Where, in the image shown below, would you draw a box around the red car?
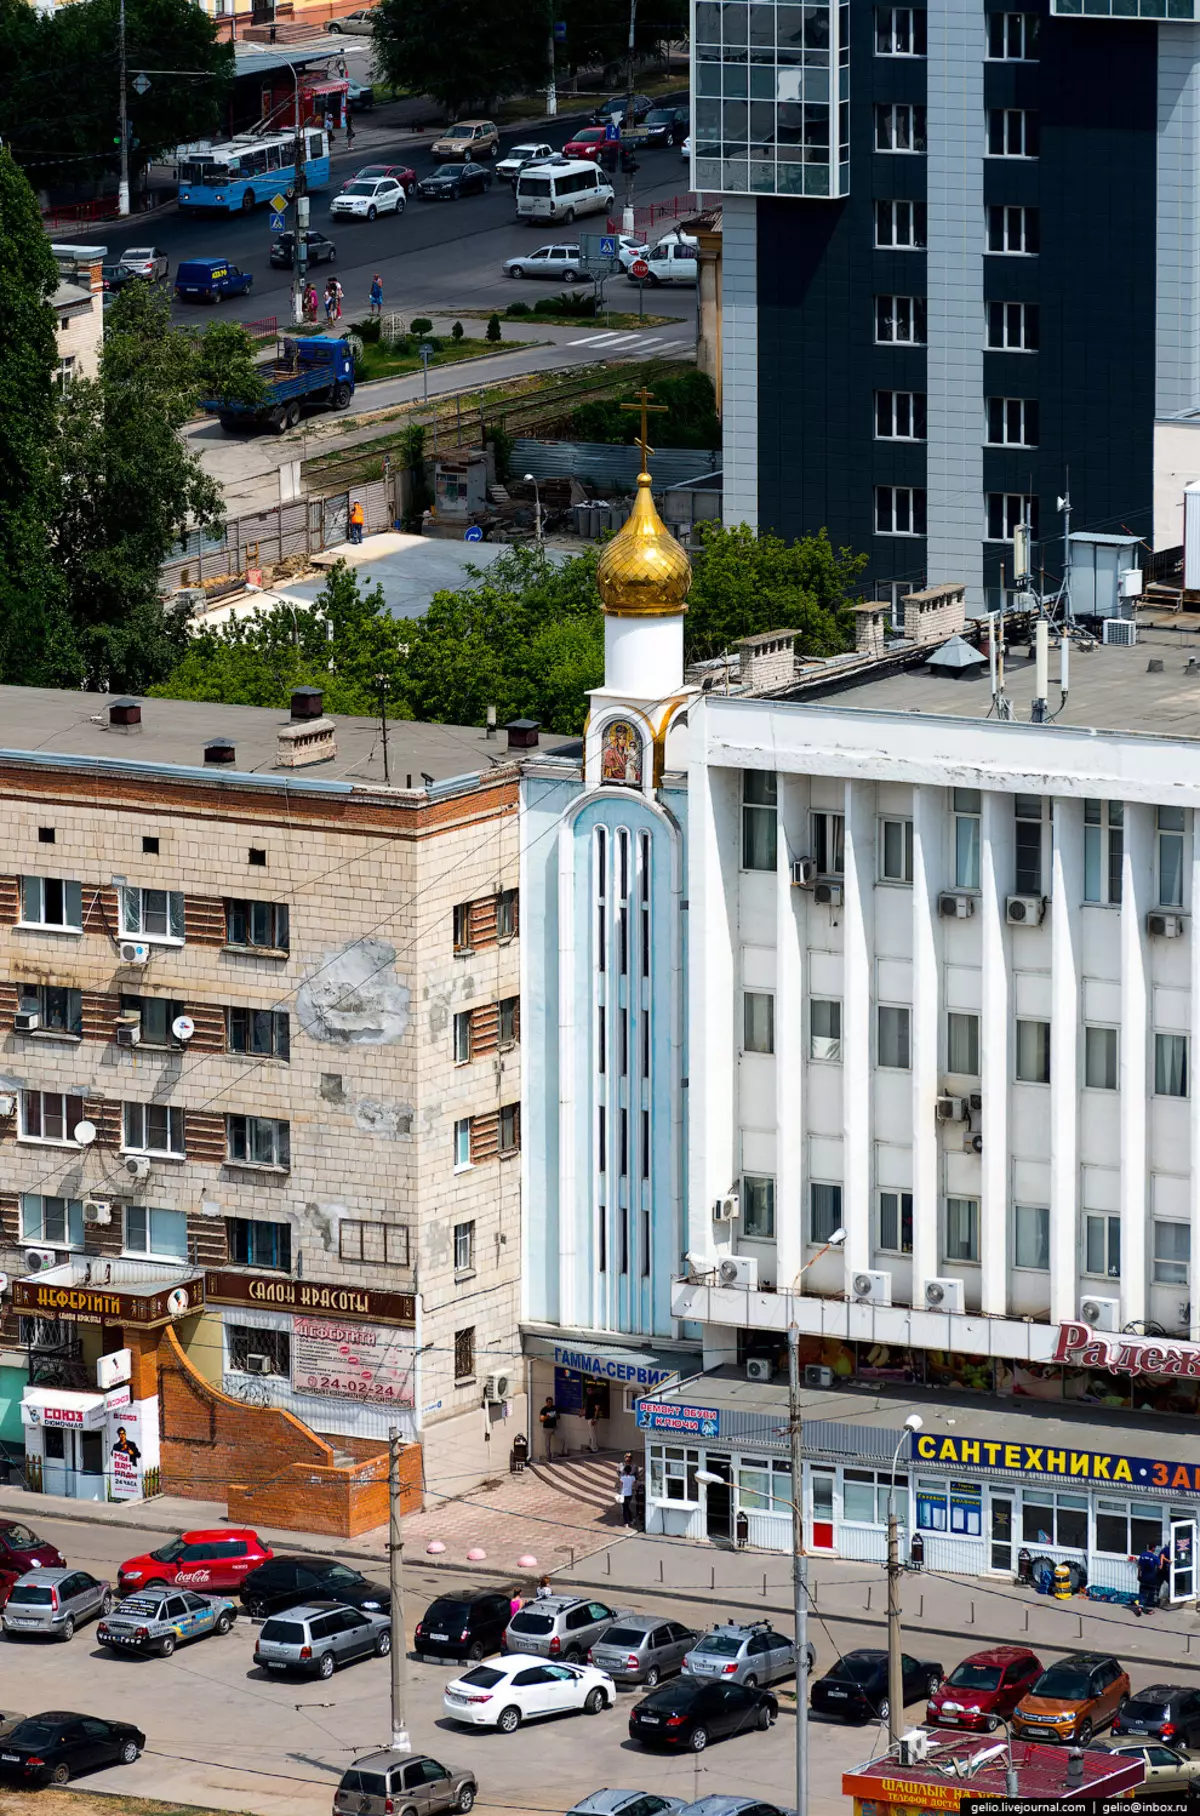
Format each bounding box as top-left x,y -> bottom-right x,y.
345,161 -> 417,193
116,1527 -> 272,1597
0,1520 -> 65,1606
562,127 -> 610,162
927,1646 -> 1044,1732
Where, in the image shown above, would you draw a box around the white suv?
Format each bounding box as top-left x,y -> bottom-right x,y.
330,177 -> 405,221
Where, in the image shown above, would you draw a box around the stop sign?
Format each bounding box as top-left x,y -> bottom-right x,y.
630,257 -> 650,280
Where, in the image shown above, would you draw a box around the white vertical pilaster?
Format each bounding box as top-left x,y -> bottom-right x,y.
556,817 -> 578,1325
1190,828 -> 1200,1343
843,779 -> 874,1281
776,775 -> 805,1291
1120,804 -> 1152,1327
979,791 -> 1010,1318
1050,798 -> 1083,1325
687,720 -> 737,1263
911,785 -> 941,1300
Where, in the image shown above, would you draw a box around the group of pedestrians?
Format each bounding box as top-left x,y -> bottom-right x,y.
536,1395 -> 643,1528
299,274 -> 384,325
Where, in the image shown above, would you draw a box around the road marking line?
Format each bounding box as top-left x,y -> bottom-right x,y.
568,332 -> 621,345
603,333 -> 648,346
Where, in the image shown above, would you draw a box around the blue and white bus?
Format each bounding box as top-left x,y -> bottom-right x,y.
178,128 -> 330,213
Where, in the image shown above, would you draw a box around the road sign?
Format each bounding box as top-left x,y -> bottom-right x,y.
271,191 -> 288,214
553,19 -> 567,38
269,211 -> 286,233
464,525 -> 484,542
599,234 -> 617,257
605,119 -> 621,141
630,257 -> 650,280
131,73 -> 151,96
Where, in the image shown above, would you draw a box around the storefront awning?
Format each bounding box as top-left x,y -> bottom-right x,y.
522,1330 -> 701,1392
20,1386 -> 125,1432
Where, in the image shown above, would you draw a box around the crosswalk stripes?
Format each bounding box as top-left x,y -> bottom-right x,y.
566,330 -> 696,356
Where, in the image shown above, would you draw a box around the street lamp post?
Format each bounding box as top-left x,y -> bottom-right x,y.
886,1413 -> 923,1747
524,472 -> 543,545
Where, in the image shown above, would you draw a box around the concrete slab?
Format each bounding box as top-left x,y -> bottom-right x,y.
286,530 -> 570,620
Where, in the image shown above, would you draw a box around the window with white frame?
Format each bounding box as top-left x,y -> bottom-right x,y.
953,788 -> 981,889
454,1117 -> 471,1169
987,204 -> 1038,254
987,397 -> 1039,448
742,770 -> 778,871
874,103 -> 926,151
879,1189 -> 913,1254
649,1443 -> 699,1503
987,493 -> 1039,542
226,1114 -> 290,1167
743,991 -> 775,1054
810,998 -> 842,1062
1021,1489 -> 1087,1548
20,876 -> 82,929
742,1174 -> 776,1239
21,1193 -> 83,1248
736,1457 -> 793,1513
19,1090 -> 84,1144
454,1219 -> 475,1274
946,1011 -> 980,1076
1157,806 -> 1185,907
1084,799 -> 1123,904
987,108 -> 1038,157
19,984 -> 82,1036
1155,1032 -> 1189,1098
1084,1212 -> 1121,1279
875,391 -> 926,441
812,810 -> 845,876
987,300 -> 1039,351
879,817 -> 913,882
810,1181 -> 843,1242
1014,794 -> 1045,895
875,6 -> 926,54
988,11 -> 1040,58
1154,1220 -> 1190,1286
124,1204 -> 187,1261
877,1003 -> 911,1069
1016,1019 -> 1051,1084
120,886 -> 184,942
1084,1025 -> 1118,1091
876,294 -> 926,345
453,1011 -> 471,1065
123,1101 -> 185,1156
875,200 -> 926,248
1095,1498 -> 1170,1558
843,1468 -> 907,1524
875,485 -> 927,536
1014,1204 -> 1050,1271
944,1196 -> 979,1263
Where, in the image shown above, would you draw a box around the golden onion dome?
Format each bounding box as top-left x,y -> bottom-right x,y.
595,471 -> 692,618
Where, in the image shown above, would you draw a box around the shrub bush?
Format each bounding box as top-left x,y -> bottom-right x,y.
504,301 -> 531,317
410,317 -> 433,336
451,320 -> 465,342
351,316 -> 382,343
486,313 -> 502,342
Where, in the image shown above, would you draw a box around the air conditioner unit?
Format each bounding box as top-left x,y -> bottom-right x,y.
938,892 -> 974,919
746,1357 -> 772,1383
1148,912 -> 1185,939
1006,894 -> 1046,926
713,1193 -> 740,1223
83,1199 -> 113,1226
1079,1294 -> 1119,1332
852,1269 -> 892,1306
968,1091 -> 983,1113
718,1255 -> 759,1289
935,1095 -> 966,1122
963,1132 -> 983,1155
814,880 -> 843,908
14,1008 -> 40,1032
924,1277 -> 966,1314
244,1354 -> 272,1375
791,857 -> 817,888
483,1370 -> 512,1403
899,1731 -> 933,1767
119,941 -> 151,965
1102,616 -> 1137,647
804,1364 -> 833,1389
114,1014 -> 141,1048
24,1248 -> 57,1273
124,1155 -> 151,1182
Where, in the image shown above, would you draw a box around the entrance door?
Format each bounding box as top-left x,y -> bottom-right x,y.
989,1492 -> 1014,1574
810,1468 -> 835,1551
1171,1520 -> 1197,1603
705,1456 -> 732,1543
42,1426 -> 72,1498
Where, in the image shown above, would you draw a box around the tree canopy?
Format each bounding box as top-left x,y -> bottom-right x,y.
684,522 -> 866,663
371,0 -> 549,117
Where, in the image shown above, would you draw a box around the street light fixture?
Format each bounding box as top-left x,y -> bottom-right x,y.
885,1412 -> 924,1747
524,472 -> 543,544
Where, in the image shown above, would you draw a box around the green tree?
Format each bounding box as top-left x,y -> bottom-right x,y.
685,522 -> 865,664
194,321 -> 267,410
572,370 -> 721,451
372,0 -> 548,116
555,0 -> 688,82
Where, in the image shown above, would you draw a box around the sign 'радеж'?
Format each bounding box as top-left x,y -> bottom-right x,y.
1055,1321 -> 1200,1379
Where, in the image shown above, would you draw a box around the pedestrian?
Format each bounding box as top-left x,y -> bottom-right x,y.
1157,1542 -> 1172,1607
304,282 -> 319,324
583,1389 -> 601,1453
369,273 -> 384,321
538,1394 -> 559,1460
508,1586 -> 522,1619
323,278 -> 336,326
535,1574 -> 553,1599
346,116 -> 356,150
619,1460 -> 638,1527
333,276 -> 344,321
348,498 -> 365,544
1134,1543 -> 1160,1613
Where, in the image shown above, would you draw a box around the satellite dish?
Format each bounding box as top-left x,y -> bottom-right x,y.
73,1120 -> 97,1145
172,1015 -> 196,1042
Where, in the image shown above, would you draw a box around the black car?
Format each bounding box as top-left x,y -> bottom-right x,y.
811,1649 -> 943,1724
101,262 -> 137,293
1112,1684 -> 1200,1748
239,1555 -> 389,1619
0,1711 -> 145,1786
416,161 -> 493,200
415,1587 -> 514,1662
592,93 -> 653,125
269,231 -> 337,270
642,104 -> 689,146
628,1678 -> 778,1751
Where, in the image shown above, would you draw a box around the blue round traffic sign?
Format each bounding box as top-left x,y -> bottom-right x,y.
464,526 -> 484,542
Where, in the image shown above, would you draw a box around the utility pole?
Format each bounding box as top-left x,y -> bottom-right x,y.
886,1415 -> 921,1748
117,0 -> 130,217
377,674 -> 391,785
546,3 -> 557,117
622,0 -> 638,233
292,67 -> 309,328
787,1325 -> 808,1816
388,1429 -> 410,1754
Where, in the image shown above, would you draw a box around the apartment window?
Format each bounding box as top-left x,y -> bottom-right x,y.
454,1219 -> 476,1274
743,1174 -> 776,1239
225,899 -> 289,951
1016,1019 -> 1051,1084
875,103 -> 926,152
988,11 -> 1040,58
226,1114 -> 290,1168
742,770 -> 778,871
876,295 -> 926,345
987,493 -> 1039,542
947,1011 -> 980,1076
338,1220 -> 410,1266
987,300 -> 1039,352
878,1004 -> 911,1070
1083,800 -> 1124,904
454,1118 -> 471,1169
988,108 -> 1038,157
810,1181 -> 843,1243
499,996 -> 518,1046
875,6 -> 926,53
20,876 -> 82,929
453,903 -> 472,953
124,1204 -> 187,1261
987,205 -> 1039,254
1155,1032 -> 1189,1098
19,984 -> 82,1037
743,991 -> 775,1054
944,1196 -> 979,1263
1085,1026 -> 1119,1091
1014,1204 -> 1050,1271
1014,794 -> 1045,895
226,1006 -> 290,1059
875,200 -> 926,248
227,1217 -> 291,1271
499,1103 -> 520,1154
21,1193 -> 83,1249
812,810 -> 846,876
454,1326 -> 475,1381
987,397 -> 1039,448
879,1189 -> 913,1255
20,1090 -> 84,1144
453,1011 -> 472,1065
123,995 -> 185,1049
880,817 -> 913,883
1082,1218 -> 1120,1287
1155,1221 -> 1191,1286
875,486 -> 927,536
120,886 -> 184,942
810,998 -> 842,1062
953,788 -> 981,889
496,888 -> 517,941
875,390 -> 927,441
123,1102 -> 185,1156
228,1325 -> 289,1376
1157,806 -> 1185,908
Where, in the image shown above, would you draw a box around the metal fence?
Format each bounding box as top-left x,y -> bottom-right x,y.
161,475 -> 395,593
513,438 -> 717,489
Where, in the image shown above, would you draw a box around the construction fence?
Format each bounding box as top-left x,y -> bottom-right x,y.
161,476 -> 396,594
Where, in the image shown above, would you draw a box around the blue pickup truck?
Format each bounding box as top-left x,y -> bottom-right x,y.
203,334 -> 356,435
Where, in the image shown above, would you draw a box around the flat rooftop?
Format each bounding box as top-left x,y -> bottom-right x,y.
0,686 -> 565,790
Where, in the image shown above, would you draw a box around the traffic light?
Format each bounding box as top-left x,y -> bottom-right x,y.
620,147 -> 639,174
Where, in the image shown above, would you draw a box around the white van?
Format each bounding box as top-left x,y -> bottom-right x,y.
638,231 -> 699,285
516,158 -> 615,224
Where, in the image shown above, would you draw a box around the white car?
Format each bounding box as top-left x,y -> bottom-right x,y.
681,135 -> 691,159
504,243 -> 585,282
326,7 -> 375,30
330,177 -> 405,221
495,142 -> 555,181
617,235 -> 649,272
119,246 -> 168,281
443,1655 -> 616,1732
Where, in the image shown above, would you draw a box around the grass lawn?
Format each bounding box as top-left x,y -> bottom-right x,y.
352,335 -> 535,383
0,1794 -> 252,1816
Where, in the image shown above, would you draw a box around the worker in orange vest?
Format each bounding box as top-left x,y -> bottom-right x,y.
348,499 -> 364,545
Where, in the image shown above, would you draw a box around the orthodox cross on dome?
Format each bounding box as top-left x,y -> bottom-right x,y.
621,386 -> 668,470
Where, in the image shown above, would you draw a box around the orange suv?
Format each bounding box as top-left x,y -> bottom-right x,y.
1012,1652 -> 1130,1744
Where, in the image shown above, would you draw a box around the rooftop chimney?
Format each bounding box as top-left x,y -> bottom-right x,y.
107,698 -> 142,732
204,737 -> 236,765
277,701 -> 336,769
505,718 -> 541,751
290,686 -> 324,720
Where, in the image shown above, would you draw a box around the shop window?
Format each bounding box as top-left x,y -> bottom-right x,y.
1021,1489 -> 1087,1549
743,1174 -> 776,1239
844,1468 -> 908,1525
21,1193 -> 83,1249
916,1477 -> 949,1531
125,1204 -> 187,1261
228,1324 -> 290,1376
226,1217 -> 291,1271
1095,1498 -> 1166,1558
742,771 -> 778,871
736,1457 -> 793,1514
649,1443 -> 700,1504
